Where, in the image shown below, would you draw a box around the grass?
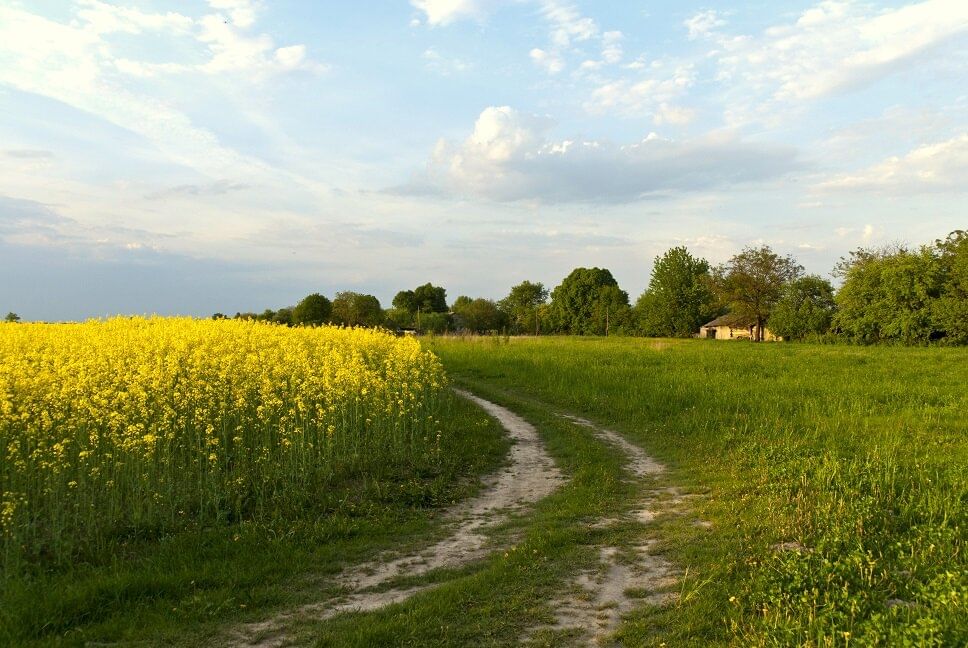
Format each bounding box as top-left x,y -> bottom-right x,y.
427,336 -> 968,646
4,333 -> 964,646
0,391 -> 509,646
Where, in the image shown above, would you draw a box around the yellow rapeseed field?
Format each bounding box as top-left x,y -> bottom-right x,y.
0,317 -> 445,569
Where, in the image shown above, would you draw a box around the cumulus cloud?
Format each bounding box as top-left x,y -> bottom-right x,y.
399,106 -> 799,203
818,134 -> 968,192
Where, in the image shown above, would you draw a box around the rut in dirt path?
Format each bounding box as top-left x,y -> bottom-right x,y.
231,389 -> 564,647
527,414 -> 691,647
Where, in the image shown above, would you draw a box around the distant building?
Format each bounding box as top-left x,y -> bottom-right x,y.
700,314 -> 782,341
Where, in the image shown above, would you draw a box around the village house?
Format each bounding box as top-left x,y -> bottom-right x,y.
700,314 -> 782,341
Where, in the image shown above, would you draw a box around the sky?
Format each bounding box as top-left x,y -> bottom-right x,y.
0,0 -> 966,320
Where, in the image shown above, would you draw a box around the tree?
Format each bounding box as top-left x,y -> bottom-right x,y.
416,311 -> 450,334
932,230 -> 968,344
550,267 -> 628,335
384,307 -> 415,330
451,295 -> 473,313
592,285 -> 632,336
634,247 -> 715,337
833,244 -> 942,344
767,275 -> 836,340
499,280 -> 549,334
292,293 -> 332,326
713,246 -> 803,341
272,307 -> 294,327
392,290 -> 417,313
453,297 -> 507,333
4,312 -> 20,323
257,308 -> 277,322
412,283 -> 448,313
331,292 -> 384,327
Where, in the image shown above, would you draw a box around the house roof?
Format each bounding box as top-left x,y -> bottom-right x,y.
702,313 -> 756,328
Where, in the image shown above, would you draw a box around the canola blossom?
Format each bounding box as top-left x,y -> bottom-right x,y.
0,317 -> 445,569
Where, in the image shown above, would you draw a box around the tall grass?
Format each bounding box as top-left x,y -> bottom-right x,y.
0,318 -> 446,573
430,336 -> 967,645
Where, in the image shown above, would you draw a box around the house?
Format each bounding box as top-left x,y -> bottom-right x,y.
700,314 -> 782,341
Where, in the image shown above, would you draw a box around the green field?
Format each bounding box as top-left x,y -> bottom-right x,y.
426,336 -> 967,646
3,335 -> 965,646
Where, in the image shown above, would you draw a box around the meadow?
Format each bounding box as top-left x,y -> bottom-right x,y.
1,322 -> 965,646
428,336 -> 967,646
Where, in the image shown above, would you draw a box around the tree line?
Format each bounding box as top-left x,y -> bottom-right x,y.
216,228 -> 963,345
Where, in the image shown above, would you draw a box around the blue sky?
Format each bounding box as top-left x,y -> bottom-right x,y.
1,0 -> 965,320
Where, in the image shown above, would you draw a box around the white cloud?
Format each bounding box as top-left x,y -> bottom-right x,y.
684,10 -> 725,40
411,0 -> 487,26
197,15 -> 326,75
601,30 -> 623,64
711,0 -> 968,121
208,0 -> 261,29
585,64 -> 696,122
423,47 -> 472,74
404,106 -> 799,203
530,47 -> 564,74
0,4 -> 325,183
818,134 -> 968,192
539,0 -> 598,47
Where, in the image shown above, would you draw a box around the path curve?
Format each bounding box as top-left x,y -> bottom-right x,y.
233,389 -> 564,647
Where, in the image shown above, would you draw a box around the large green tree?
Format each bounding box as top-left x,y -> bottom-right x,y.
412,283 -> 448,313
833,244 -> 943,344
499,280 -> 549,334
331,292 -> 384,327
713,246 -> 803,341
550,267 -> 628,335
391,290 -> 417,313
635,247 -> 715,337
4,312 -> 20,323
767,275 -> 836,340
292,293 -> 332,326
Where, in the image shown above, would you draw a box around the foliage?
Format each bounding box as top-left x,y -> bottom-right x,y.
452,297 -> 507,333
392,290 -> 417,313
767,275 -> 836,340
931,230 -> 968,344
499,281 -> 549,335
713,245 -> 803,341
635,247 -> 715,337
4,313 -> 20,323
414,283 -> 448,313
415,311 -> 451,334
0,318 -> 446,572
292,293 -> 332,326
833,245 -> 943,344
549,267 -> 629,335
384,307 -> 415,330
331,291 -> 384,327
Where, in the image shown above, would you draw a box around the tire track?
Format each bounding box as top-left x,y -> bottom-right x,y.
232,389 -> 564,647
